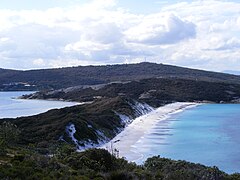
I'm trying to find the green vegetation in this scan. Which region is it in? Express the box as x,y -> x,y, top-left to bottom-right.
0,122 -> 239,179
1,62 -> 240,90
0,144 -> 240,180
0,97 -> 138,149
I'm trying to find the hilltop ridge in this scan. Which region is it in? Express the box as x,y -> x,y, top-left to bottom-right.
1,62 -> 240,91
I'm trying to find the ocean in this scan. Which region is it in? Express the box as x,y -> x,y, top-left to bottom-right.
133,104 -> 240,173
0,91 -> 78,119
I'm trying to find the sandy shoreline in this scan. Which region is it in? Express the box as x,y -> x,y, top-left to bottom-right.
101,102 -> 200,162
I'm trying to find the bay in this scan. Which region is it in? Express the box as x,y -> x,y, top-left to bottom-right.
0,91 -> 78,119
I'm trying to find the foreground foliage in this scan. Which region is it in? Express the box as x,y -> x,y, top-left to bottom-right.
0,144 -> 240,180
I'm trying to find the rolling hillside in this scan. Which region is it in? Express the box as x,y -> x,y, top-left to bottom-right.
1,62 -> 240,90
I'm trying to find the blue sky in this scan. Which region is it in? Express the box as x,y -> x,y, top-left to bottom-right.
0,0 -> 186,11
0,0 -> 240,71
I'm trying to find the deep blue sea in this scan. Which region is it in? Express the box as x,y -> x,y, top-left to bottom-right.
134,104 -> 240,173
0,91 -> 78,119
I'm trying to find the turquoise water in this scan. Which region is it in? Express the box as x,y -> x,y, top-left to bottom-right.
0,91 -> 78,119
134,104 -> 240,173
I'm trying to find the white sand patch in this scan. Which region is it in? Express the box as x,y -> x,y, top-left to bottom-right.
101,102 -> 200,162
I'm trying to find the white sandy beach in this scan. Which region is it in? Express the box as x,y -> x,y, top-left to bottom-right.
101,102 -> 199,162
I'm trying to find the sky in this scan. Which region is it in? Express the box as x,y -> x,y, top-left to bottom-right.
0,0 -> 240,72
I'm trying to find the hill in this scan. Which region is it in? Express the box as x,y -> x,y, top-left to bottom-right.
22,77 -> 240,106
1,62 -> 240,90
1,97 -> 153,149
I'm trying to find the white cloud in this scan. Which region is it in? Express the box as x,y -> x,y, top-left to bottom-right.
125,13 -> 196,45
0,0 -> 240,71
